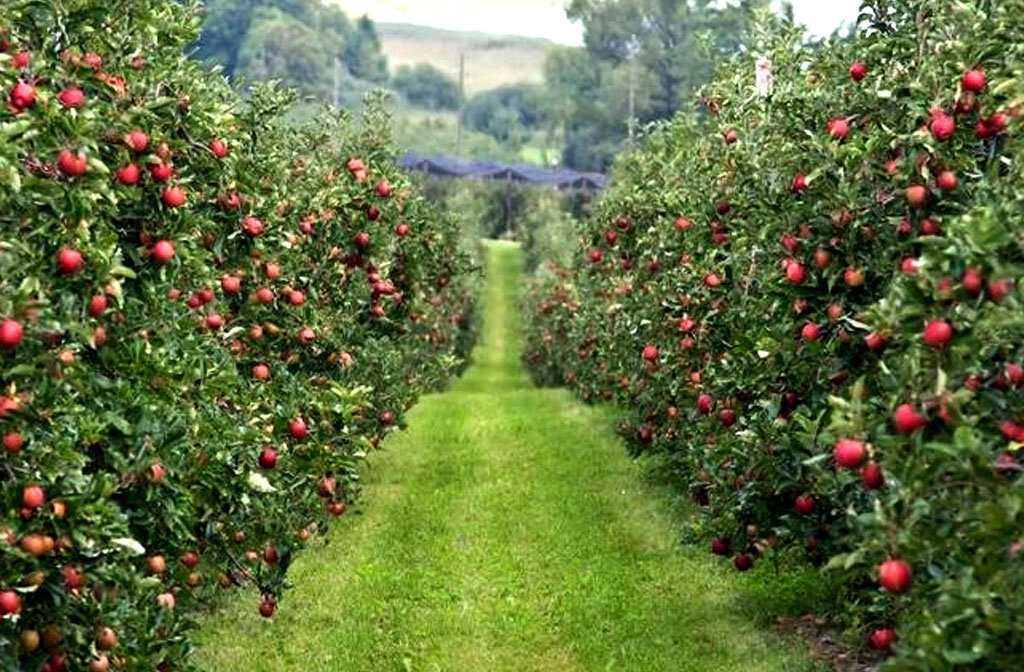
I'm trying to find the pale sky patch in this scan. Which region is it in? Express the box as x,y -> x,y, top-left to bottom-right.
328,0 -> 862,46
788,0 -> 861,37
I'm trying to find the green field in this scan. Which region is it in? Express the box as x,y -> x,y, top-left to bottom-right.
194,242 -> 814,671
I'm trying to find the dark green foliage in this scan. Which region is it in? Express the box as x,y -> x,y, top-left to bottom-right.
462,83 -> 550,146
391,63 -> 462,111
194,0 -> 386,96
343,15 -> 388,84
549,0 -> 775,171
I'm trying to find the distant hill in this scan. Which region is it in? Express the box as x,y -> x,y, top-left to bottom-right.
378,23 -> 555,94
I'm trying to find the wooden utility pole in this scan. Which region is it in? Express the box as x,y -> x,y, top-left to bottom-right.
456,51 -> 465,158
332,57 -> 341,108
627,46 -> 636,147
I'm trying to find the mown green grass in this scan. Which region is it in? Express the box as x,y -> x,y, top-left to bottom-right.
193,241 -> 817,671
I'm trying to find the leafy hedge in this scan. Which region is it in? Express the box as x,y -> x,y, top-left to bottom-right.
0,1 -> 474,670
524,1 -> 1023,667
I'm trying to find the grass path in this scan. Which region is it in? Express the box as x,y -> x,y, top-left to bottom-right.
194,241 -> 813,672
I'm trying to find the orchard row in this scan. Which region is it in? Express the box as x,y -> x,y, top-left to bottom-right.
525,1 -> 1023,669
0,1 -> 474,670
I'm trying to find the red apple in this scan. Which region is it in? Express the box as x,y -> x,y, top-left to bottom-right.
8,81 -> 36,109
849,61 -> 867,81
893,404 -> 927,434
256,287 -> 274,304
922,320 -> 953,348
961,69 -> 986,92
801,322 -> 820,342
288,290 -> 305,306
161,186 -> 186,208
844,267 -> 865,287
794,494 -> 815,515
999,421 -> 1024,442
919,218 -> 940,236
396,223 -> 410,237
205,313 -> 223,330
697,394 -> 714,415
58,87 -> 85,109
862,462 -> 885,489
289,418 -> 307,440
375,180 -> 393,198
711,537 -> 730,555
869,627 -> 897,653
126,129 -> 148,152
642,345 -> 659,362
962,268 -> 984,295
827,117 -> 849,140
785,261 -> 806,285
252,364 -> 270,381
220,192 -> 242,210
209,139 -> 228,158
733,554 -> 754,571
0,590 -> 21,615
57,149 -> 88,177
864,332 -> 888,352
834,438 -> 866,469
221,275 -> 241,294
1004,363 -> 1023,388
719,408 -> 737,428
987,278 -> 1013,303
96,627 -> 117,651
936,171 -> 958,191
353,232 -> 370,249
258,596 -> 277,618
906,185 -> 928,209
929,113 -> 955,140
3,432 -> 25,454
57,248 -> 84,275
22,485 -> 45,509
0,319 -> 23,349
258,447 -> 277,469
791,174 -> 809,193
878,558 -> 912,593
116,163 -> 141,186
152,240 -> 175,265
149,162 -> 174,182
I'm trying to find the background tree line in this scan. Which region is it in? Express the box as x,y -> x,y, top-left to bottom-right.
193,0 -> 809,172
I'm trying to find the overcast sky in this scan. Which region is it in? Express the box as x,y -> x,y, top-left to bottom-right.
331,1 -> 862,45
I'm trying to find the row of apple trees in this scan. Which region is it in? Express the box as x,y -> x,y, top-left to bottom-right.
524,1 -> 1023,668
0,0 -> 476,670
